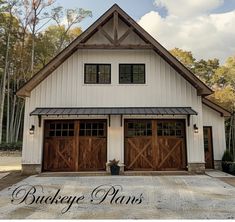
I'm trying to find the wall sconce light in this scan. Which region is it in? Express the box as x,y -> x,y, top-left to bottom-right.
193,124 -> 199,133
29,125 -> 35,135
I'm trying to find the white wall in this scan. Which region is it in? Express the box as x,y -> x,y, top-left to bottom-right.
30,49 -> 200,108
108,115 -> 123,162
22,48 -> 205,167
202,104 -> 226,160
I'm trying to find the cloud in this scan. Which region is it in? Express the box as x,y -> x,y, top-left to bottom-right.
155,0 -> 224,18
138,0 -> 235,63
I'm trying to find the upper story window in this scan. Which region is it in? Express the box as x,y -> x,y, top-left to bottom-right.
119,64 -> 145,84
84,64 -> 111,84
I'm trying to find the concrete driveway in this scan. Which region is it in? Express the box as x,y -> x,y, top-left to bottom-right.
0,175 -> 235,219
0,151 -> 21,171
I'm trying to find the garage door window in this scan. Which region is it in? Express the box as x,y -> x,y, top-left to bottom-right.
126,121 -> 152,137
47,122 -> 74,137
157,121 -> 184,137
79,122 -> 106,137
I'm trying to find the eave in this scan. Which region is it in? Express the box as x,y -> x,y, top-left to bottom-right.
202,97 -> 231,117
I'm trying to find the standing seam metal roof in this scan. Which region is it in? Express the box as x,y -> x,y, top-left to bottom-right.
30,107 -> 198,116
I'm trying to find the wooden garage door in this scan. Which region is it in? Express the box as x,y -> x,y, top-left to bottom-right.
124,119 -> 186,171
78,120 -> 107,171
43,120 -> 107,172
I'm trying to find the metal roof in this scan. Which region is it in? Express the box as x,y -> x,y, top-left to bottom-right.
30,107 -> 197,116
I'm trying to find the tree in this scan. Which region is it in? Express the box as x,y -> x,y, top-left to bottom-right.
169,48 -> 235,157
170,48 -> 195,70
32,6 -> 91,70
209,56 -> 235,157
193,58 -> 220,86
50,6 -> 91,53
0,0 -> 92,144
170,48 -> 220,85
210,56 -> 235,110
212,57 -> 235,89
0,0 -> 19,143
209,86 -> 235,111
20,0 -> 55,75
34,25 -> 82,69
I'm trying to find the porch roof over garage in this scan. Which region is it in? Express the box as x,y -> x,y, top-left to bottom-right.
30,107 -> 197,116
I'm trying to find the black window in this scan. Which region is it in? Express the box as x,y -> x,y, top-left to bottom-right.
84,64 -> 111,84
119,64 -> 145,84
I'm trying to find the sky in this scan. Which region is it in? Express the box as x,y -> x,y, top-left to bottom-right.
56,0 -> 235,64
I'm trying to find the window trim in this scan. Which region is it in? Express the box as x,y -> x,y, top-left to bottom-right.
119,64 -> 146,84
84,63 -> 111,84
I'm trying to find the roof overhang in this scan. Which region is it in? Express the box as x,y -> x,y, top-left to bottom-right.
30,107 -> 197,116
202,98 -> 231,117
30,107 -> 197,128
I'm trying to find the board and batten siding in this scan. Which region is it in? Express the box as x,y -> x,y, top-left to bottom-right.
202,104 -> 226,160
22,49 -> 205,167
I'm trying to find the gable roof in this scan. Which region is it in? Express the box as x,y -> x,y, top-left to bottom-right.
202,97 -> 231,117
16,4 -> 213,97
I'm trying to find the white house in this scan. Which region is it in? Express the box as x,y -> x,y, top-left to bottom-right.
17,4 -> 230,174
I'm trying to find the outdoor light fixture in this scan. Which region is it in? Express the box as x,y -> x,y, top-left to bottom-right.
193,124 -> 199,133
29,125 -> 35,135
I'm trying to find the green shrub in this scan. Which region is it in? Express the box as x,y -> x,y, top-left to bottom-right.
0,142 -> 22,151
222,149 -> 233,162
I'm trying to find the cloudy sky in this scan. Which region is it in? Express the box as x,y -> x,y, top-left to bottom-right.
57,0 -> 235,64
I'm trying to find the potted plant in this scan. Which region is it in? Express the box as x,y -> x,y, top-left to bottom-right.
108,159 -> 120,175
229,163 -> 235,176
221,149 -> 233,173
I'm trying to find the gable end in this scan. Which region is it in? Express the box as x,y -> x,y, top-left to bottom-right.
16,4 -> 213,97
